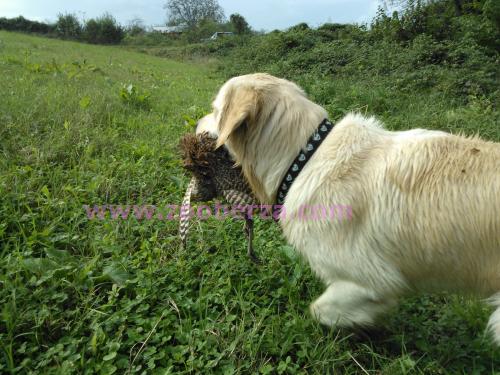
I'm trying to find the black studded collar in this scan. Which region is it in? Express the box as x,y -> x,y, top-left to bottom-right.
276,119 -> 334,205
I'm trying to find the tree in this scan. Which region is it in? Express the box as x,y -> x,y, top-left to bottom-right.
126,17 -> 146,36
83,13 -> 124,44
229,13 -> 250,34
380,0 -> 476,16
164,0 -> 225,28
55,13 -> 82,39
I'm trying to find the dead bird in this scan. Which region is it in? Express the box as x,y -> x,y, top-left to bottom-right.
178,131 -> 260,262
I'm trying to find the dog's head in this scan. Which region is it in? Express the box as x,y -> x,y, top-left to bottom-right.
200,73 -> 328,204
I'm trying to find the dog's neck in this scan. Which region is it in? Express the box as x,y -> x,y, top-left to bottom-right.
275,118 -> 334,205
232,99 -> 328,204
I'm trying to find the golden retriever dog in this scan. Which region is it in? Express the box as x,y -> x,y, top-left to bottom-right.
198,73 -> 500,344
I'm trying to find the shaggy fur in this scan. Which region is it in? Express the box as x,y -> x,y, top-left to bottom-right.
202,73 -> 500,345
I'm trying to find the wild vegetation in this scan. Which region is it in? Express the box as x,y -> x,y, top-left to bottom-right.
0,0 -> 251,46
130,0 -> 499,139
0,13 -> 125,45
1,0 -> 499,373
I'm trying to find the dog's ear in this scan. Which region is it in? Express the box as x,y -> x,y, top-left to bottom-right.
216,86 -> 259,149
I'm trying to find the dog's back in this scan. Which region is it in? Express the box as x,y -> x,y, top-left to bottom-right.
383,131 -> 500,294
283,114 -> 500,344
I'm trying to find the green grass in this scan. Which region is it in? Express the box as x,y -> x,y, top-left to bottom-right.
0,31 -> 499,374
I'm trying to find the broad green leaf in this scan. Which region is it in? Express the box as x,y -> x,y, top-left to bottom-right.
79,96 -> 91,109
103,264 -> 131,285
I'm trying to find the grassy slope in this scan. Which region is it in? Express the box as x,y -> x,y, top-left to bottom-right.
0,31 -> 499,374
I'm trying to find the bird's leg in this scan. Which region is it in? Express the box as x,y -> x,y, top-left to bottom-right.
244,218 -> 259,263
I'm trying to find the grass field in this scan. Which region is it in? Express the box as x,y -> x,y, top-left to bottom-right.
1,31 -> 499,374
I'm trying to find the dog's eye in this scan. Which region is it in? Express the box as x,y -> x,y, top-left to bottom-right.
238,121 -> 248,134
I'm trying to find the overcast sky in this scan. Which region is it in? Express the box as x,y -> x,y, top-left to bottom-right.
0,0 -> 381,31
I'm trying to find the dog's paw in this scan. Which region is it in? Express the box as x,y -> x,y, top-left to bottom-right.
309,299 -> 343,327
487,294 -> 500,346
487,310 -> 500,346
310,282 -> 398,330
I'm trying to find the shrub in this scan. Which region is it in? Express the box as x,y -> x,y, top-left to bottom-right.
83,14 -> 124,44
0,16 -> 55,34
119,84 -> 151,110
55,13 -> 82,39
288,22 -> 310,32
483,0 -> 500,29
125,18 -> 146,37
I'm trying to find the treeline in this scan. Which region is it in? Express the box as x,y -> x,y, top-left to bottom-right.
121,13 -> 251,47
0,12 -> 250,46
0,13 -> 125,44
0,16 -> 54,34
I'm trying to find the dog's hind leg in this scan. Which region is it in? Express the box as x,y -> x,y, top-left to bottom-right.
487,293 -> 500,346
310,281 -> 397,329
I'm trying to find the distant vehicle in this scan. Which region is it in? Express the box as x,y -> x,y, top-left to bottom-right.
209,32 -> 234,40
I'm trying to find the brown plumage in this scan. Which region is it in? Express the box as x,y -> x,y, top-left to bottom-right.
178,132 -> 259,262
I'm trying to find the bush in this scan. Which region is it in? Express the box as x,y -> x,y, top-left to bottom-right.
199,0 -> 499,102
0,16 -> 55,34
83,14 -> 124,44
126,19 -> 146,37
119,84 -> 151,110
483,0 -> 500,29
288,22 -> 310,32
0,14 -> 124,45
316,23 -> 366,42
55,13 -> 82,39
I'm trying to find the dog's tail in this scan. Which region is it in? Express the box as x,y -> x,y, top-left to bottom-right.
487,293 -> 500,346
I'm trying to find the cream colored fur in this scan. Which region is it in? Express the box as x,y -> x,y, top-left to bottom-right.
203,73 -> 500,345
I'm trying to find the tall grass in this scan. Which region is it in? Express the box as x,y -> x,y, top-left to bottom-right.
0,30 -> 499,374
